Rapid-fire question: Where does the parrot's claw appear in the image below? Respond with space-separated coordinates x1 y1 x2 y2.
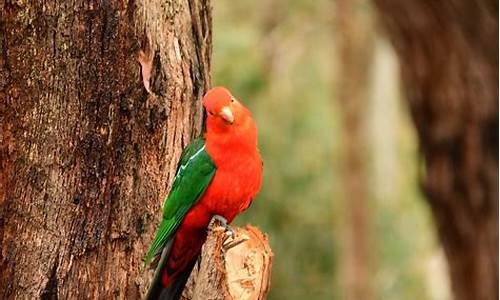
225 228 236 241
209 215 235 239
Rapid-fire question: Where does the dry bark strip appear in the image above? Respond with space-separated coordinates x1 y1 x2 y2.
181 224 273 300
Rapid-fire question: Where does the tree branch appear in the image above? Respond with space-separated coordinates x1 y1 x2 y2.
181 223 273 300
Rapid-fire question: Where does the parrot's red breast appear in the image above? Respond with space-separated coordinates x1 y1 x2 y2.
161 87 263 286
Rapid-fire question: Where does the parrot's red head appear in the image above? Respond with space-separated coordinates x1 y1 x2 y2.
203 87 237 125
203 87 257 147
203 87 252 127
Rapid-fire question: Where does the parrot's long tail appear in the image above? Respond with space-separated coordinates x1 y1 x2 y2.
144 239 198 300
157 259 197 300
144 239 172 300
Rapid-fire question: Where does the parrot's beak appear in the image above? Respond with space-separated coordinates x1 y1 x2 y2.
220 106 234 124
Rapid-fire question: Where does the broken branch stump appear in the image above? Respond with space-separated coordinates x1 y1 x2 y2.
181 224 273 300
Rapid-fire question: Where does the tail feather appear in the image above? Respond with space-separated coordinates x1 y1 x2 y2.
158 259 197 300
144 239 173 300
145 239 198 300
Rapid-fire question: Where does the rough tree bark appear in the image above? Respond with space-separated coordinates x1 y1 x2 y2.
335 0 374 299
0 0 212 299
373 1 498 300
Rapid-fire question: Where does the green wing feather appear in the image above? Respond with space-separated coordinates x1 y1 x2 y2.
144 138 216 266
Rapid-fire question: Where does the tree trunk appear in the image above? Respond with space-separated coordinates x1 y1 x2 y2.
372 1 498 300
335 0 374 299
0 0 212 299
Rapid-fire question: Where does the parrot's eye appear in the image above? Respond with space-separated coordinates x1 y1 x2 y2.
231 97 235 103
208 111 214 116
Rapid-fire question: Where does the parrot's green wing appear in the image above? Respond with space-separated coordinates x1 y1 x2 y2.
144 138 216 266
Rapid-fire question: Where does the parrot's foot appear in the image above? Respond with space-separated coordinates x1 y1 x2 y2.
209 215 235 240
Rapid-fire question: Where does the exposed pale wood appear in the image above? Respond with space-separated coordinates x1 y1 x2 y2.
181 224 273 300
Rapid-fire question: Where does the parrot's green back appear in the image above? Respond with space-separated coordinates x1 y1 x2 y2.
144 138 216 266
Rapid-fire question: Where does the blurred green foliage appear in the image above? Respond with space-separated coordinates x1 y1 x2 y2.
212 1 450 300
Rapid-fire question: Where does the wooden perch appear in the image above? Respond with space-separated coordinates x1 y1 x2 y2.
181 223 273 300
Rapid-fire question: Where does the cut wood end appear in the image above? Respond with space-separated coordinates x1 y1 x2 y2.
225 226 273 300
182 224 273 300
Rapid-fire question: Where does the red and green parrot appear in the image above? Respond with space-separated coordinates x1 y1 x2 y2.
144 87 263 300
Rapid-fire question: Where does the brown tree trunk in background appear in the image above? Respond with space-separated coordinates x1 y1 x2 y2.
0 1 212 299
373 1 498 300
335 0 375 299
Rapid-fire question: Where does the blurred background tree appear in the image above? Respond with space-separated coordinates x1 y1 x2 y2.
374 1 498 300
211 0 468 300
